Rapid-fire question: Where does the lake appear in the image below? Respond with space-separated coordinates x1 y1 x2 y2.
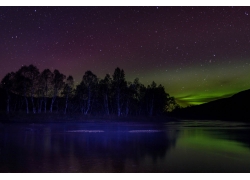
0 120 250 173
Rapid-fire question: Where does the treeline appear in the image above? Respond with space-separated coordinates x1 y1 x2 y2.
0 64 179 117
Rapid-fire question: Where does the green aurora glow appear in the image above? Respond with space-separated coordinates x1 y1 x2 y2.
1 7 250 107
133 59 250 107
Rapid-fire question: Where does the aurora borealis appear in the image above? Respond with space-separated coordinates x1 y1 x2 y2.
1 6 250 107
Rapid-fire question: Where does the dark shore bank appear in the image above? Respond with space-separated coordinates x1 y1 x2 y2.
0 112 177 124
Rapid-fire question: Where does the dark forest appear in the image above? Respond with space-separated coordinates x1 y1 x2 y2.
0 64 179 121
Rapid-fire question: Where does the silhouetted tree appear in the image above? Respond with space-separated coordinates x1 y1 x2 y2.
27 65 40 113
165 96 180 112
14 65 40 114
133 78 146 116
63 75 74 114
77 71 98 115
124 81 134 116
0 64 180 118
38 69 53 113
154 84 169 115
144 82 170 116
125 78 146 116
112 68 127 116
1 72 15 114
50 69 65 113
145 81 157 116
99 74 112 116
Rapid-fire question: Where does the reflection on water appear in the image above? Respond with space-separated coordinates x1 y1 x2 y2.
0 120 250 172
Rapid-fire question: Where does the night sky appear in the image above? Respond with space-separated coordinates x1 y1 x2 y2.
1 6 250 107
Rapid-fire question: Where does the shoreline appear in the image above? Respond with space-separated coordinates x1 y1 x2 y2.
0 112 177 124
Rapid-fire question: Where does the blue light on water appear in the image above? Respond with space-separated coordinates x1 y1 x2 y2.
66 130 104 133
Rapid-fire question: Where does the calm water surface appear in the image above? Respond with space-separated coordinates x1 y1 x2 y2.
0 120 250 173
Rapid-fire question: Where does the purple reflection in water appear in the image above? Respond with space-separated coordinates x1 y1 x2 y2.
66 130 104 133
0 122 173 173
2 121 249 173
129 130 163 133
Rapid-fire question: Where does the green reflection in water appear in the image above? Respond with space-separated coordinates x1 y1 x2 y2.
178 129 250 155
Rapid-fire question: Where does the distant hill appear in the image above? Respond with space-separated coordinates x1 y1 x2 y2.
172 89 250 121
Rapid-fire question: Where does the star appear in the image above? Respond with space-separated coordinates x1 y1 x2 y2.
1 6 250 107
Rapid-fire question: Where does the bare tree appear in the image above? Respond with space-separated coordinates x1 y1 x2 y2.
50 69 66 113
112 68 127 117
80 71 98 115
99 74 112 115
39 69 53 113
1 72 15 114
63 75 74 114
14 65 39 114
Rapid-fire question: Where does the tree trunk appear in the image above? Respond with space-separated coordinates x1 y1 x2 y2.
25 97 29 114
80 103 84 114
50 88 57 113
117 90 121 116
50 97 55 113
31 88 36 113
149 96 154 116
31 97 36 113
6 95 10 114
125 99 129 116
104 93 109 115
38 98 43 113
84 87 91 115
56 101 59 112
44 98 47 113
64 94 68 114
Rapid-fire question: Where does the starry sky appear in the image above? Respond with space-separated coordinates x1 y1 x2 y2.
1 6 250 107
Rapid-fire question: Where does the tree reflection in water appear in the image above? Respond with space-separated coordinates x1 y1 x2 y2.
2 121 250 173
0 122 179 173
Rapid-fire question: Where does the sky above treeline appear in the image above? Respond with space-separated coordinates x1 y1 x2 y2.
1 5 250 106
